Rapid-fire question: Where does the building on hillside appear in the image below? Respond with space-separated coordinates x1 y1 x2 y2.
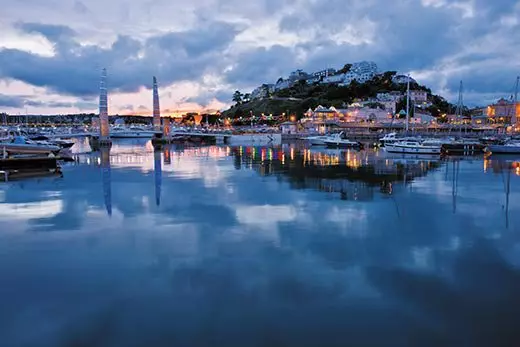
410 90 428 103
313 68 336 78
379 101 397 114
486 98 520 124
415 112 435 124
392 75 417 84
321 73 346 84
377 92 403 102
274 79 291 91
302 105 393 125
251 84 275 99
288 69 309 82
350 61 378 75
306 75 322 84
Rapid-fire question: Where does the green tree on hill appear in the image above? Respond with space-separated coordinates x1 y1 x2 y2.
243 93 251 103
232 91 243 105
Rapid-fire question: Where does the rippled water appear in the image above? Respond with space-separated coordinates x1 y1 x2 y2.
1 138 520 346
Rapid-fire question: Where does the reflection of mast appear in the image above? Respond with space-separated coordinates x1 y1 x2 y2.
452 160 460 214
154 150 162 206
100 147 112 216
163 146 171 165
503 161 511 229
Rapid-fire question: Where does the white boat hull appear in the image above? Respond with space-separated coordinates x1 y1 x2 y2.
227 133 281 145
385 144 441 155
111 132 155 139
324 140 362 148
487 144 520 154
305 136 328 146
0 143 61 155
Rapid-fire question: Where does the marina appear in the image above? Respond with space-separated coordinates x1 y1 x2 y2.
1 138 520 346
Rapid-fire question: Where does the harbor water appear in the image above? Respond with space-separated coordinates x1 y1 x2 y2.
1 138 520 346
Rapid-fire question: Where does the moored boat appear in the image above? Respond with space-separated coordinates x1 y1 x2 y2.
385 140 441 155
1 136 61 156
441 139 485 155
486 141 520 154
111 126 157 138
304 135 331 146
323 133 363 149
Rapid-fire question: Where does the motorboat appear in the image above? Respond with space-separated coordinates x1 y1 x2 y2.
441 138 485 155
385 140 442 155
110 126 157 138
379 132 399 146
1 136 61 156
323 133 363 149
28 135 75 149
304 134 332 146
486 141 520 154
379 132 420 146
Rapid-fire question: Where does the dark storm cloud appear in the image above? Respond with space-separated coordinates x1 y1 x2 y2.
3 96 96 110
0 21 242 98
149 21 241 57
218 0 520 104
1 0 520 107
224 45 297 86
15 22 77 42
0 94 25 108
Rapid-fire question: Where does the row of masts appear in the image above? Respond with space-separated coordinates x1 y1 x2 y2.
404 75 520 133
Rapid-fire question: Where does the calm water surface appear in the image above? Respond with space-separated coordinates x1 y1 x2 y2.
1 138 520 346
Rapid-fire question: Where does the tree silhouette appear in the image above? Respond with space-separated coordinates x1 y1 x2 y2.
232 91 243 105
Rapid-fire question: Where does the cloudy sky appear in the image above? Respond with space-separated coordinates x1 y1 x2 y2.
1 0 519 115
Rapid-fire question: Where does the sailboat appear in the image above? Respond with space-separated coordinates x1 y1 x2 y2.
486 77 520 154
385 77 442 155
441 81 485 155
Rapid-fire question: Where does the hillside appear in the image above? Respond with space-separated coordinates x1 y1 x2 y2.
222 71 456 120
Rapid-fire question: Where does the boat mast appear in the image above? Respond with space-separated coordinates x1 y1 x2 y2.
513 76 519 127
456 80 463 136
405 75 410 133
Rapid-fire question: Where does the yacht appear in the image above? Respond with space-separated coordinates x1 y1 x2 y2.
304 134 332 146
440 138 485 155
379 132 420 146
379 132 399 146
110 126 157 138
385 140 442 155
486 141 520 154
1 135 61 156
323 133 363 149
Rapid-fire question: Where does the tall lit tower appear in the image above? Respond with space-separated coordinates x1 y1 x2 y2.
99 68 110 140
153 76 161 131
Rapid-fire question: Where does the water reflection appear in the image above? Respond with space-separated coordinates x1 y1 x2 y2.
100 147 112 216
230 145 442 201
2 141 520 346
154 149 162 206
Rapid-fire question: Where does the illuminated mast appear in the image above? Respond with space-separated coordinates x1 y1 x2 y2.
153 76 161 131
99 68 110 141
513 76 519 127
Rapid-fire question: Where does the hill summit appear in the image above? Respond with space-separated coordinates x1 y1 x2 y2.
222 66 457 120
